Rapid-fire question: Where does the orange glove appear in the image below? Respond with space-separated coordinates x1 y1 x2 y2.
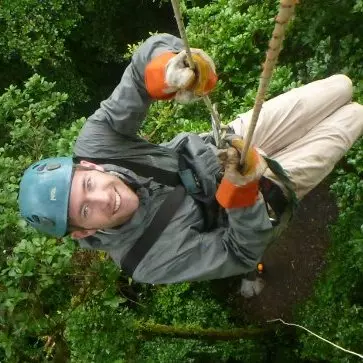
216 139 267 208
145 49 217 103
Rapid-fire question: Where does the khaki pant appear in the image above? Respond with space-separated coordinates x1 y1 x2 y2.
229 75 363 200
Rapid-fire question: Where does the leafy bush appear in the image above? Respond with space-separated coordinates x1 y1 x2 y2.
2 0 363 361
0 0 176 115
296 141 363 362
136 283 269 363
0 0 82 67
0 74 69 156
66 278 137 363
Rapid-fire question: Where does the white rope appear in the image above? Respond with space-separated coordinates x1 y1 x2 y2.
267 318 363 359
170 0 222 147
170 0 195 69
240 0 296 165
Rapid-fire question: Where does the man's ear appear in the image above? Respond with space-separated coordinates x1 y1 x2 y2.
79 160 104 172
71 229 97 239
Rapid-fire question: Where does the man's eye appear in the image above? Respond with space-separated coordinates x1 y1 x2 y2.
86 178 92 190
83 205 89 218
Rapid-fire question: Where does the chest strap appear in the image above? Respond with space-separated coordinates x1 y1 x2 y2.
121 184 186 276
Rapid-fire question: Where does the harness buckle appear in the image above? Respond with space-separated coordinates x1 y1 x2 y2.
259 176 289 226
178 168 202 194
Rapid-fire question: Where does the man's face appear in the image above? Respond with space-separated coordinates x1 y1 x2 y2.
68 161 139 238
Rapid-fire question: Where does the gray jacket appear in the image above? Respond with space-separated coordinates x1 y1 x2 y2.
74 33 274 284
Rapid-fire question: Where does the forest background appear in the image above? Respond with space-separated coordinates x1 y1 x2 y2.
1 0 363 362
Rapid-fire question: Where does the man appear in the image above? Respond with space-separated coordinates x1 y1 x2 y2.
18 34 363 290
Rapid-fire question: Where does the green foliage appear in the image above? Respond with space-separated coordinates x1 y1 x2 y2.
65 266 136 363
55 117 86 156
141 101 211 143
137 283 268 363
138 337 268 363
1 237 75 362
145 282 231 327
0 74 95 362
0 0 176 115
286 0 363 96
296 136 363 362
2 0 363 361
186 0 275 94
66 304 136 363
296 232 363 362
0 0 82 67
0 74 69 157
0 154 30 257
0 74 71 264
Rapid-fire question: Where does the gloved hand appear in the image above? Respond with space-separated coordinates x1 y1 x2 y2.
216 138 267 208
165 49 217 102
145 48 217 103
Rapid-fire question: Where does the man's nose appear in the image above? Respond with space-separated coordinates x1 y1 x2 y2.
89 189 111 209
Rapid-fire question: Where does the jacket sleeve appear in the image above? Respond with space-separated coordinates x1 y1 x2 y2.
74 34 184 155
131 194 274 284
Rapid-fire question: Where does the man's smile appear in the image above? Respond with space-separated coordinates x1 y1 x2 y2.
114 189 121 214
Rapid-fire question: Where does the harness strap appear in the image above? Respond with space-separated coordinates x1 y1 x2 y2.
121 184 186 276
259 176 288 226
261 156 299 224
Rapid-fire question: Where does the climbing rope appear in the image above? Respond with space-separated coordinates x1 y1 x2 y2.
170 0 223 148
170 0 297 164
240 0 296 164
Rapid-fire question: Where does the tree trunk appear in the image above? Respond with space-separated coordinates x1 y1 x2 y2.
138 322 274 341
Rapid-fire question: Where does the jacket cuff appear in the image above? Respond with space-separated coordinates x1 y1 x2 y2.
145 52 176 100
216 178 259 208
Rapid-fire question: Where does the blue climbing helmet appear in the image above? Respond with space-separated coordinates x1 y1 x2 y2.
18 157 74 238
